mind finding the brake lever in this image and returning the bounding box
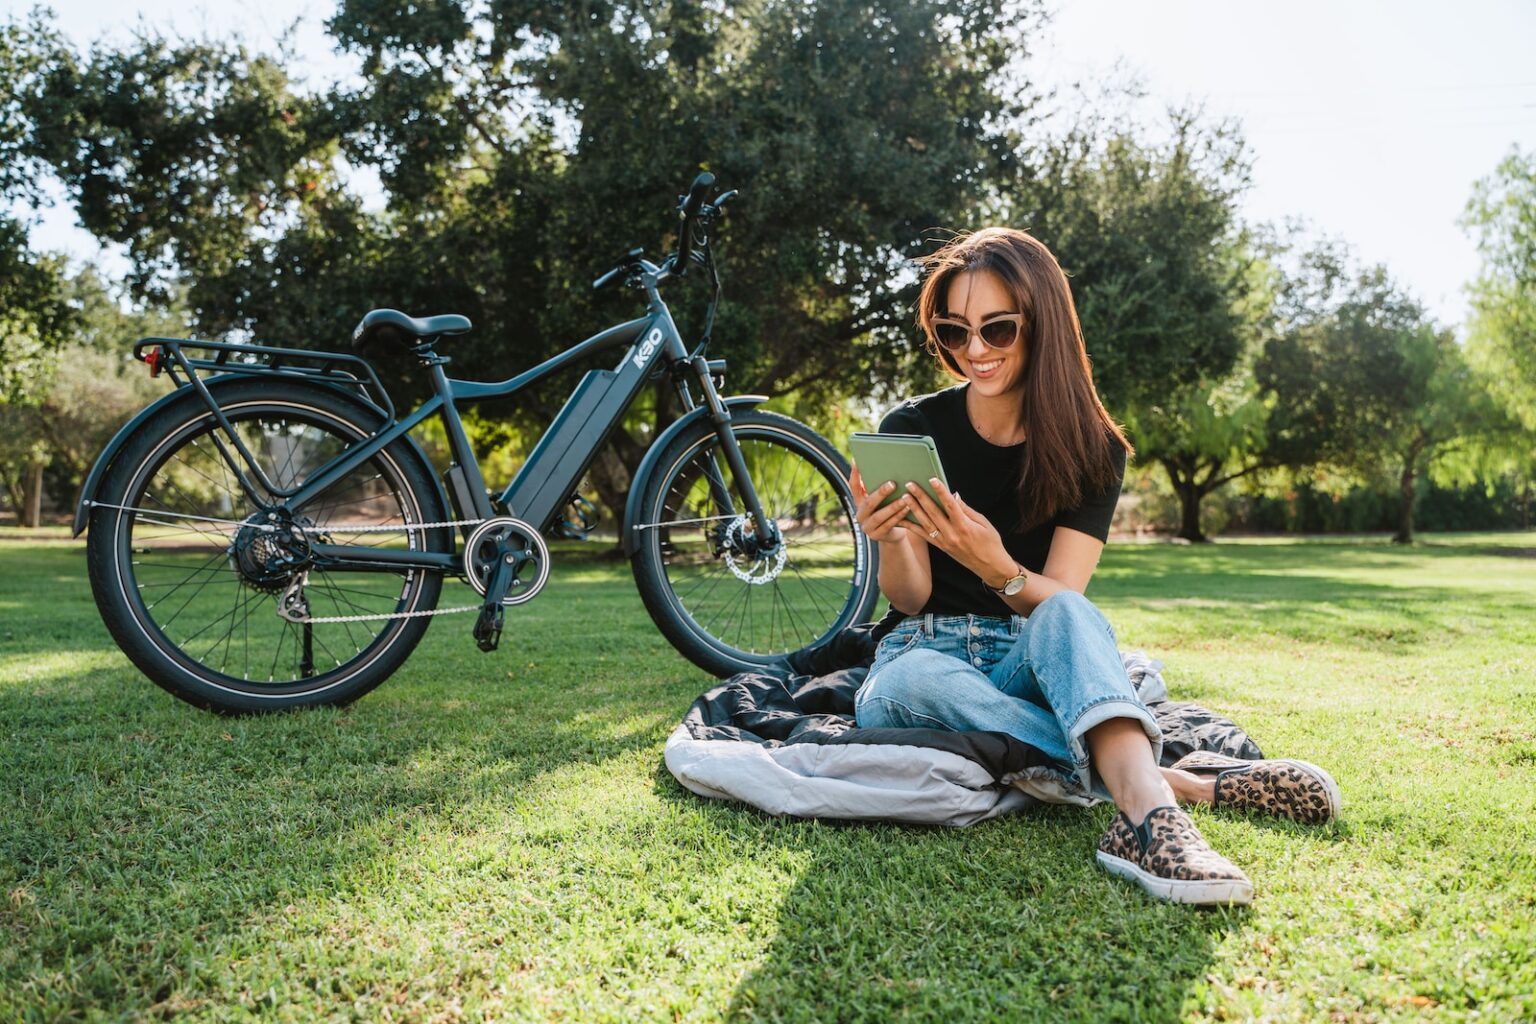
[593,246,646,291]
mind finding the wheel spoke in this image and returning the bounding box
[644,424,875,667]
[112,400,436,697]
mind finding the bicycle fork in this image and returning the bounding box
[678,355,779,553]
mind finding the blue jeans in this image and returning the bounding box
[852,591,1161,801]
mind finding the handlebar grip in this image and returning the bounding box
[592,266,622,291]
[674,171,716,279]
[681,172,715,217]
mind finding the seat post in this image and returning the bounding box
[425,347,495,520]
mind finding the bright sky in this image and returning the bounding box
[20,0,1536,329]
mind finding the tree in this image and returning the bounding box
[0,14,75,404]
[1006,111,1254,415]
[19,0,1048,521]
[1005,112,1266,539]
[1462,146,1536,432]
[0,219,74,405]
[0,268,180,526]
[1257,262,1486,544]
[1128,362,1274,543]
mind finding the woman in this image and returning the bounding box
[849,228,1339,906]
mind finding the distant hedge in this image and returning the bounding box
[1226,480,1533,535]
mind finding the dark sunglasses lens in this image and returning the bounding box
[979,319,1019,348]
[934,323,970,350]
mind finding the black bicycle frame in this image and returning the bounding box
[267,280,769,575]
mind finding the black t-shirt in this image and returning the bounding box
[876,384,1126,617]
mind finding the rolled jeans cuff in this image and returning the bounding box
[1066,696,1162,800]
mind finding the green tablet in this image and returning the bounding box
[848,432,949,523]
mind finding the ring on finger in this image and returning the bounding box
[928,529,940,540]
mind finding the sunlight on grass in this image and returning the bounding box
[2,535,1534,1022]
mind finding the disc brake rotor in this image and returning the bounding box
[719,514,786,585]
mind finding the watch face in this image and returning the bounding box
[1003,576,1027,596]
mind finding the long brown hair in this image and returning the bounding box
[916,227,1132,531]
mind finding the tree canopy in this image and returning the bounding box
[1463,145,1536,433]
[1,13,76,402]
[18,0,1045,410]
[2,2,1526,538]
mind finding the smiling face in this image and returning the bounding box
[941,270,1028,398]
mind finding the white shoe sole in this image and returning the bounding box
[1095,851,1254,906]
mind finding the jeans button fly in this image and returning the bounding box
[968,625,981,636]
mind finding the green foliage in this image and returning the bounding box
[10,0,1051,523]
[24,29,341,305]
[1008,111,1254,414]
[18,0,1043,410]
[1462,145,1536,432]
[0,267,182,522]
[0,218,74,404]
[1,14,76,401]
[1006,113,1267,539]
[1255,254,1503,541]
[6,4,1526,538]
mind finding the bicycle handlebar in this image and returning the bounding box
[673,172,716,279]
[592,174,727,291]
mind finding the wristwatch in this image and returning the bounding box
[988,562,1029,597]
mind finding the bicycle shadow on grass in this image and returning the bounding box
[651,765,1245,1024]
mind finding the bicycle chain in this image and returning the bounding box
[82,500,486,536]
[90,501,495,623]
[280,518,493,624]
[299,602,486,624]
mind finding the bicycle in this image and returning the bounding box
[75,173,880,713]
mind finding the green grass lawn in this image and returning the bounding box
[2,530,1534,1022]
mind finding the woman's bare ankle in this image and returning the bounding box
[1162,767,1216,805]
[1115,776,1181,825]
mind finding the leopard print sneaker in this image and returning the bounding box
[1170,751,1341,825]
[1096,805,1253,905]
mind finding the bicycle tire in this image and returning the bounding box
[630,409,879,677]
[86,378,452,713]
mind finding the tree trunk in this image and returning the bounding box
[1392,441,1426,545]
[1176,482,1208,543]
[1160,460,1208,543]
[20,460,44,529]
[586,445,635,556]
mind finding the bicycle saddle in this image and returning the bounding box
[352,308,473,350]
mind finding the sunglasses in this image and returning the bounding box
[930,313,1025,352]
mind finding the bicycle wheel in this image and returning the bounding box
[86,378,452,713]
[631,409,879,677]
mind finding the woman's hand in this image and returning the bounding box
[901,478,1014,587]
[849,463,913,544]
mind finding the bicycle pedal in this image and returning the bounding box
[473,603,504,652]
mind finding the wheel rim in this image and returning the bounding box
[643,425,873,662]
[109,400,433,695]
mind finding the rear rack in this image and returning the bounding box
[133,337,395,421]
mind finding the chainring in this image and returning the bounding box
[463,516,552,606]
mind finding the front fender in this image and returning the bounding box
[621,395,769,557]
